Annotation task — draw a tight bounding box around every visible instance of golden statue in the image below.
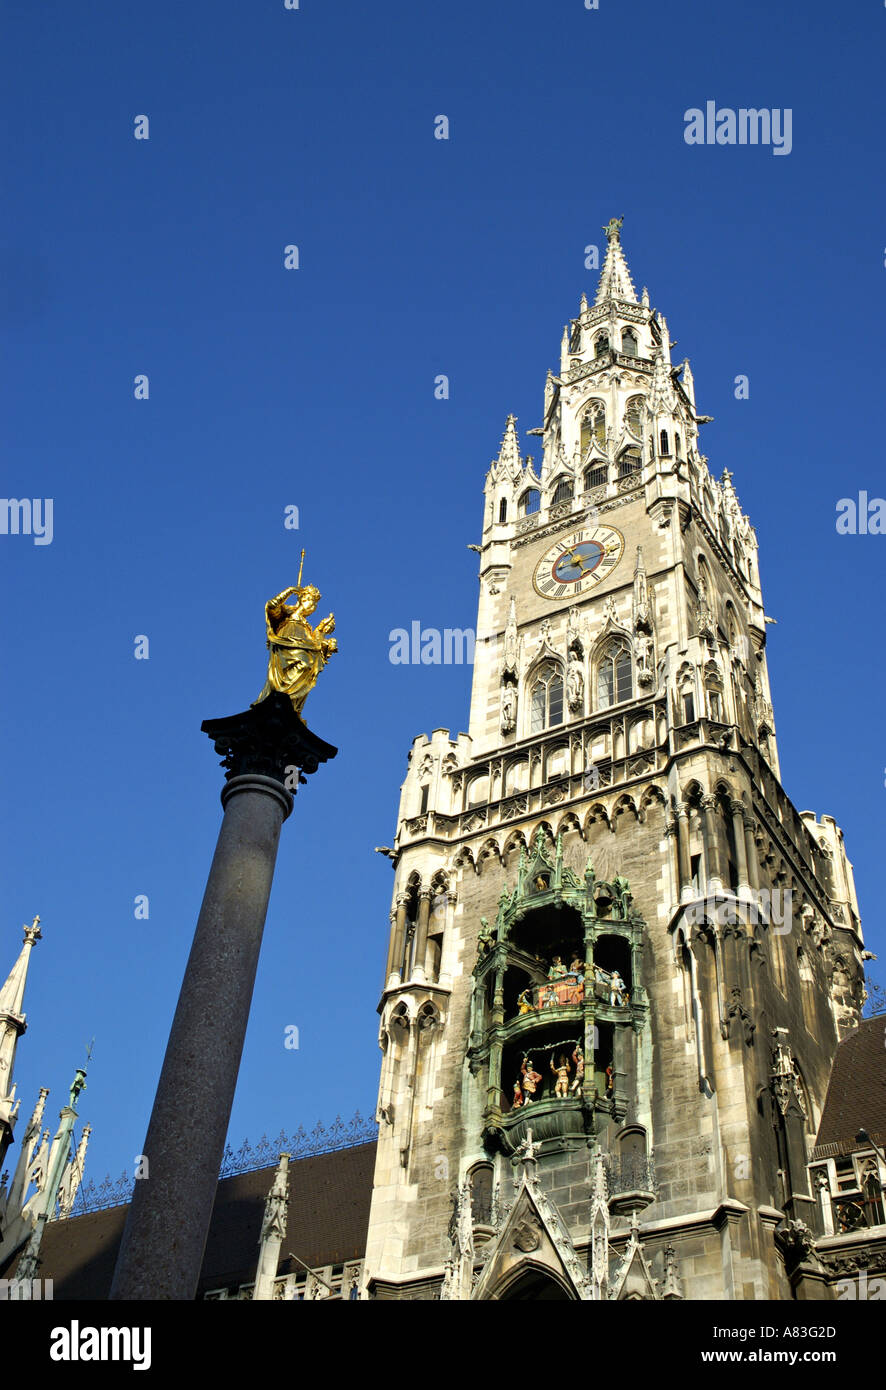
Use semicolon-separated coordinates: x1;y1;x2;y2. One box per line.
252;551;337;718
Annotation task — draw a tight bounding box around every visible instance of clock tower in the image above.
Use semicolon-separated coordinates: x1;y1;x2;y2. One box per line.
363;220;867;1301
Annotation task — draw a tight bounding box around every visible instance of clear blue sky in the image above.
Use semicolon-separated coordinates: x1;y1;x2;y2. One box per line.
1;0;883;1190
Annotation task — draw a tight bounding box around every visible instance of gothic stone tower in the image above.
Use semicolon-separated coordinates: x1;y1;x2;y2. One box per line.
363;220;866;1301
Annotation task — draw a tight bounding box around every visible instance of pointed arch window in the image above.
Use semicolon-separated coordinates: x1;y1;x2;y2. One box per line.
519;489;540;515
594;333;609;359
551;479;573;506
660;429;670;456
498;497;508;524
621;328;638;357
580;400;606;454
530;663;564;732
584;464;607;490
618;448;642;478
626;396;644;438
596;640;633;709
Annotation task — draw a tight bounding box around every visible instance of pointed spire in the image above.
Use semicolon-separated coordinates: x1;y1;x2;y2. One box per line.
680;358;696;409
633;546;652;632
0;918;43;1171
6;1087;49;1218
650;348;674;417
503;597;519;677
58;1123;91;1218
491;414;523;484
595;217;638;306
658;314;672;365
0;916;42;1020
254;1151;290;1299
590;1146;610;1301
661;1242;683;1300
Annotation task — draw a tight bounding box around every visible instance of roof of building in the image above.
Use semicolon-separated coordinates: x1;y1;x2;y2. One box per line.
814;1014;886;1156
13;1140;377;1299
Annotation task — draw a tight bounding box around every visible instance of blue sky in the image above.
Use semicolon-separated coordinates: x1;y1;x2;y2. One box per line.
1;0;884;1192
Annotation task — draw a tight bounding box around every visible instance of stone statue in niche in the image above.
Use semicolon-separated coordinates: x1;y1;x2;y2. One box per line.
501;682;517;733
635;631;654;685
566;655;584;712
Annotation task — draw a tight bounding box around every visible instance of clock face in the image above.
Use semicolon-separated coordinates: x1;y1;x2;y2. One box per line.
532;524;625;599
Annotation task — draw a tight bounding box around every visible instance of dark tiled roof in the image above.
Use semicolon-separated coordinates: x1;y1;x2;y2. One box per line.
815;1015;886;1153
22;1140;376;1299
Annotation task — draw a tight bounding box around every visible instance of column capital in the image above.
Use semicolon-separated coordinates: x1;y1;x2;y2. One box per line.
202;692;337;801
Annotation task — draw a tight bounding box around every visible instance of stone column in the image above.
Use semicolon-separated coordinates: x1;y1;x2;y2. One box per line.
701;795;724;893
743;816;760;891
383;908;399;987
730;799;750;892
391;896;408;982
412;891;432;983
110;693;335;1301
675;807;693;900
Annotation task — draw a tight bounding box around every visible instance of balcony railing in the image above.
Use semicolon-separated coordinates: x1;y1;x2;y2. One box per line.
516;970;630;1016
832;1192;885;1234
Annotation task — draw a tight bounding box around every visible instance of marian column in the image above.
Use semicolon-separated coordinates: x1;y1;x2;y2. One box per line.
111;567;337;1301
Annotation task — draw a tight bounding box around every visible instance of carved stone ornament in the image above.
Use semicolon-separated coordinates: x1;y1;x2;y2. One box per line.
512;1214;542;1253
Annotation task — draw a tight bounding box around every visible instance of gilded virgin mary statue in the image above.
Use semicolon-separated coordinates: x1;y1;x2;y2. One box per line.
252;558;337;718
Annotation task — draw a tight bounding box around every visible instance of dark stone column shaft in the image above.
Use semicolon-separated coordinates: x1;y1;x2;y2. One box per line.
110;775;290;1300
110;692;336;1301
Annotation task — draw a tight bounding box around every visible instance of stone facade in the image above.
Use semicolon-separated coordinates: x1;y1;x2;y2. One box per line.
362;221;868;1301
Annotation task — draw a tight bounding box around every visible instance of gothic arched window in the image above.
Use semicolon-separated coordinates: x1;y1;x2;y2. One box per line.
551;479;573;505
660;429;670;456
618;448;642;478
520;489;540;515
621;328;638;357
498;497;508;524
584;463;607;490
580;400;606;454
596;641;633;709
626;396;644;438
530;664;564;732
468;1163;494;1226
594;333;609;358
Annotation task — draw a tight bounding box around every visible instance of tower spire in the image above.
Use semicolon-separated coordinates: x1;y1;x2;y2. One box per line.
253;1150;290;1300
0;917;42;1172
595;216;638;306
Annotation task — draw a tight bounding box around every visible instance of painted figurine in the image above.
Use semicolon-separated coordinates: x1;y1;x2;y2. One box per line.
570;1044;585;1093
521;1055;543;1103
550;1053;571;1099
517;988;535;1015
